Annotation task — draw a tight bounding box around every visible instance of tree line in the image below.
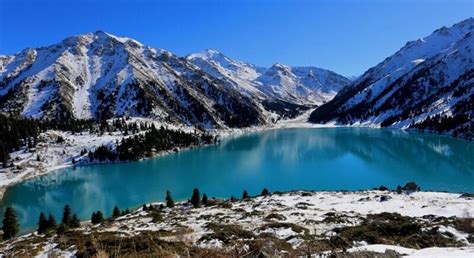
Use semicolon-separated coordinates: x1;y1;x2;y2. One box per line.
0;114;99;166
1;187;271;241
88;124;216;162
0;114;216;168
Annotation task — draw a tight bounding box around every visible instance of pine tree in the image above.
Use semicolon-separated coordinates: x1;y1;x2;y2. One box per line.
70;214;80;228
165;190;175;208
56;223;68;235
261;188;269;196
96;211;104;224
112;206;121;218
2;207;19;240
62;205;72;226
47;213;57;230
121;209;130;216
202;193;208;206
37;212;48;234
1;144;9;168
91;211;104;224
242;190;249;199
91;212;96;223
191;188;201;208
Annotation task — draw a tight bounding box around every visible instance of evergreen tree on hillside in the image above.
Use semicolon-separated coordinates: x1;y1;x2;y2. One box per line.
70;214;80;228
47;214;57;230
191;188;201;208
61;205;72;226
0;143;9;168
261;188;269;196
37;212;48;234
165;190;175;208
56;223;68;235
242;190;249;199
2;207;19;240
121;209;130;216
202;193;208;206
112;206;121;218
96;211;104;222
91;211;104;224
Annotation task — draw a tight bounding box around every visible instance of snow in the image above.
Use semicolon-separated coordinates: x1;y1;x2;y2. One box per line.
274;108;338;129
35;242;76;258
96;190;474;248
0;130;124;197
405;246;474;257
187;49;351;105
7;190;469;257
327;17;473;137
0;117;203;199
348;244;474;257
356;18;472;86
0;29;350;129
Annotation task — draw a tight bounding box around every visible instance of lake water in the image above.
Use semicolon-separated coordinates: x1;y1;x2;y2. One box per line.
1;128;473;233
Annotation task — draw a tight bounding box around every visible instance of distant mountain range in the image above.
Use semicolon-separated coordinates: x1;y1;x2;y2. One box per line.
0;18;472;139
0;32;349;128
309;18;473;140
187;50;350;105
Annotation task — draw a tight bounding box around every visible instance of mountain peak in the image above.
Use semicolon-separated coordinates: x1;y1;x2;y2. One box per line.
88;31;144;47
270;63;292;73
203;48;222;56
309;17;473;140
93;30;108;36
187;48;225;60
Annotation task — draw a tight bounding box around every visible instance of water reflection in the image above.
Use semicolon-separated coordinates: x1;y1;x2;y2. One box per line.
1;128;473;233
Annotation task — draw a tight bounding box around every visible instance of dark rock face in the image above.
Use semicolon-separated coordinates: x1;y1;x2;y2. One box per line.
396;182;421;194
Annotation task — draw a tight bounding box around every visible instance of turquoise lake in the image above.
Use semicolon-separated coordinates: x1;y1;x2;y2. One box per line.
1;128;473;233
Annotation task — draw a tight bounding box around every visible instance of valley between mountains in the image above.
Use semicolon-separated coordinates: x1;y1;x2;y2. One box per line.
1;19;472;139
0;17;472;258
0;18;472;193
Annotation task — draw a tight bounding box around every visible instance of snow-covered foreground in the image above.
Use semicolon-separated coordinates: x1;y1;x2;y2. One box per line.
348;244;474;257
1;190;472;257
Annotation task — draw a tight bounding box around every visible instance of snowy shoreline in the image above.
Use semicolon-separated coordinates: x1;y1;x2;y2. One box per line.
0;109;470;200
0;110;333;199
2;189;473;257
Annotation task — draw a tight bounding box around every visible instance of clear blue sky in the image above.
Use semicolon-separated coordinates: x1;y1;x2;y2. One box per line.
0;0;472;76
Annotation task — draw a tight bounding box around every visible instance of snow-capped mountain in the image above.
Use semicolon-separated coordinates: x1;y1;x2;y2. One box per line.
187;50;351;105
0;31;273;128
309;18;473;139
0;32;350;128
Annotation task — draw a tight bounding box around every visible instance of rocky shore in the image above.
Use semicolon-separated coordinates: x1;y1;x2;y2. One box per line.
1;188;472;257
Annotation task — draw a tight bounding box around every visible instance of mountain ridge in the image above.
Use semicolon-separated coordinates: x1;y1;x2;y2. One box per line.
187;49;351;105
0;31;350;128
309;17;473;140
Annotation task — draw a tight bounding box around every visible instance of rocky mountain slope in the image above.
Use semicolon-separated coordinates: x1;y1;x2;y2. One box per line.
187;49;351;105
309;18;473;140
0;32;350;128
0;32;272;128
